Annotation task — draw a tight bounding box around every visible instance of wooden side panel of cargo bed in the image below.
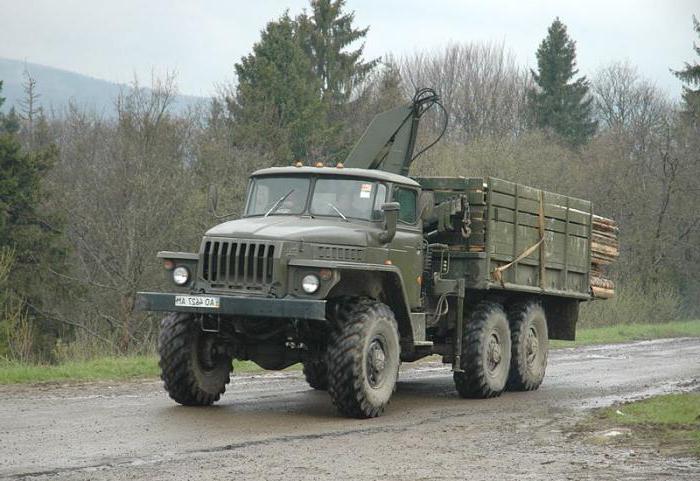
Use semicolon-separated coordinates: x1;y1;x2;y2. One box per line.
485;177;592;297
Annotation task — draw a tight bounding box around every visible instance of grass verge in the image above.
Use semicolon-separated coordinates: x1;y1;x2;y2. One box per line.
0;356;266;385
575;392;700;457
0;320;697;385
551;319;700;348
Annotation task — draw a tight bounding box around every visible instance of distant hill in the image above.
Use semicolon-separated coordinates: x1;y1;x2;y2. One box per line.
0;57;208;116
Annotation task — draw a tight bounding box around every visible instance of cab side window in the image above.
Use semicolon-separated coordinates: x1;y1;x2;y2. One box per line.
394;187;417;224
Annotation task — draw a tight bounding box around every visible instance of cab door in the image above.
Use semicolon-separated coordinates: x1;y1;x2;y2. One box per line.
388;185;424;309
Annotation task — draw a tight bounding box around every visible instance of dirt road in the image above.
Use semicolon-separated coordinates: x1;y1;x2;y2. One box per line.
1;338;699;480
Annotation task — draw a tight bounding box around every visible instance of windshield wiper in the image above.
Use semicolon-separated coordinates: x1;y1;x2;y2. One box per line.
328;203;348;222
265;189;295;217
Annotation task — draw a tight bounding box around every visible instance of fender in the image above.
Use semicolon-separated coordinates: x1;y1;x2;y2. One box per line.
288;259;415;345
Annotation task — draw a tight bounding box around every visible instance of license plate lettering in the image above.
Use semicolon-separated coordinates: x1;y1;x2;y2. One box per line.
174;295;220;308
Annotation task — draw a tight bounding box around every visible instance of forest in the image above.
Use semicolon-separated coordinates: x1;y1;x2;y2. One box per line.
1;1;699;363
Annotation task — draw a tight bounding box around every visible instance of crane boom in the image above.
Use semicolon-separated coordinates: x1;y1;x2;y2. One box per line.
343;88;443;177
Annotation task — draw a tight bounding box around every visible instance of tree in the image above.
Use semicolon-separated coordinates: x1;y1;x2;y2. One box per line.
227;2;378;164
0;80;69;361
55;77;203;352
227;14;325;163
18;69;41;130
297;0;378;106
400;42;531;143
673;15;700;118
0;81;18;135
592;62;669;153
528;18;597;146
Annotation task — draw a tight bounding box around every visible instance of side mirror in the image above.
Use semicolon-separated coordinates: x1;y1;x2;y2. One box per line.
378;202;400;243
207;184;219;215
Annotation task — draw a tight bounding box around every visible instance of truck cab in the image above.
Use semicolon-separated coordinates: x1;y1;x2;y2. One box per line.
201;165;423;307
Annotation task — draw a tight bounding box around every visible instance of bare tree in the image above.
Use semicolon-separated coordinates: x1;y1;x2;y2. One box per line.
53;75;203;351
399;42;531;142
592;61;670;153
17;67;43;146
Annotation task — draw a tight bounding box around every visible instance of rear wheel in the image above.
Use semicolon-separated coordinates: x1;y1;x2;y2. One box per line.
159;312;232;406
507;301;548;391
302;358;328;390
327;298;401;418
454;301;511;398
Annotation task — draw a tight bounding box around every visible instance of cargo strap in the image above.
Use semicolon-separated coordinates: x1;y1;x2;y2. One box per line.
492;191;546;287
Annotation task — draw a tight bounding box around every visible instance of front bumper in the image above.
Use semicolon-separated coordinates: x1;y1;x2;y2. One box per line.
135;292;327;320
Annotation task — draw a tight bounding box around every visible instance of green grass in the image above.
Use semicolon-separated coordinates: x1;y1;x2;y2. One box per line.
0;356;265;385
0;320;697;385
551;319;700;348
604;393;700;426
582;393;700;456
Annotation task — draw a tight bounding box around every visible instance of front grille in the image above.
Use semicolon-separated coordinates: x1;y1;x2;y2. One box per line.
201;239;276;289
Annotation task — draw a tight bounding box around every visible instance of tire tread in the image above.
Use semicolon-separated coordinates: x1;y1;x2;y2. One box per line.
159;312;230;406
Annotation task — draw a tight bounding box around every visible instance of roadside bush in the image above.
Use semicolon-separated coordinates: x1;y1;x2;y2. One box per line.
579;278;683;327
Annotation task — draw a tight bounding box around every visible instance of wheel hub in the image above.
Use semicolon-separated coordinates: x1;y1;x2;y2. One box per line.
526;327;539;366
486;333;502;373
366;339;387;388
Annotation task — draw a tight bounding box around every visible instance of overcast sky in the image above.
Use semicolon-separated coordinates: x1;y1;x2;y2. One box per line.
1;0;698;98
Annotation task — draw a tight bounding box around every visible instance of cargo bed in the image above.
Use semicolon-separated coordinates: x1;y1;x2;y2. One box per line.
415;176;596;300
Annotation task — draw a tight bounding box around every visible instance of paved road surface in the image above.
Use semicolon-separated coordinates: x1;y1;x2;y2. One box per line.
1;338;699;480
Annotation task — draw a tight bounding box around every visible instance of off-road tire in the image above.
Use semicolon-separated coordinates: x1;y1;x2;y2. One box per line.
302;358;328;390
506;301;548;391
327;298;401;418
454;301;511;398
159;312;232;406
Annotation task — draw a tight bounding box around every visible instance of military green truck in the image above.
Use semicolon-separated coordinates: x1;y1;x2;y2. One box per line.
136;89;616;418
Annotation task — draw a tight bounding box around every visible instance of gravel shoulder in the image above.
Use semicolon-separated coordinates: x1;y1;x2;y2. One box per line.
1;338;699;480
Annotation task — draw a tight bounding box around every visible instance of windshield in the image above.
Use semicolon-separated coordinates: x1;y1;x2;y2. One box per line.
310;178;385;220
246;177;310;216
245;176;386;220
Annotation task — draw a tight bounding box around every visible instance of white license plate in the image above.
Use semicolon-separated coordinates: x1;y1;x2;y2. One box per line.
174;295;220;308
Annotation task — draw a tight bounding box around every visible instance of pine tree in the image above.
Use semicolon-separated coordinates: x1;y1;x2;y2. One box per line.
528;18;597;146
0;81;68;360
297;0;378;105
227;1;378;164
0;80;20;135
228;14;326;163
672;15;700;117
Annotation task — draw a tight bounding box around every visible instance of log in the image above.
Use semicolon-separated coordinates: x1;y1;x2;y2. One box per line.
590;276;615;290
591;286;615;299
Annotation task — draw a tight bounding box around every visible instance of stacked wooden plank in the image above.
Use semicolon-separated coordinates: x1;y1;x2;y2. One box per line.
590;215;619;299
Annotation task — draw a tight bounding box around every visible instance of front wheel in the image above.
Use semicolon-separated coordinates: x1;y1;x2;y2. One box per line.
327;298;401;418
159;312;232;406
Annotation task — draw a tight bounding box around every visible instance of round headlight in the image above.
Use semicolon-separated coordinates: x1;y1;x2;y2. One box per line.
301;274;320;293
173;266;190;285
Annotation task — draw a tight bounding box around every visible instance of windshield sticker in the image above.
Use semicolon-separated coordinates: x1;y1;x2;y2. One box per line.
360;183;372;198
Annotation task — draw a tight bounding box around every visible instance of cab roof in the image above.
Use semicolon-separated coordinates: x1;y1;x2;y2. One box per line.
250;166;420;188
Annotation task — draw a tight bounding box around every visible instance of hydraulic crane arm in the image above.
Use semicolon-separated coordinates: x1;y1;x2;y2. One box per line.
343;88;445;177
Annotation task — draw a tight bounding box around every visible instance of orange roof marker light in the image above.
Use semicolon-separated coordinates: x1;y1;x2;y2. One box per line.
384;260;393;265
294;161;303;168
336;162;344;169
315;162;324;168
